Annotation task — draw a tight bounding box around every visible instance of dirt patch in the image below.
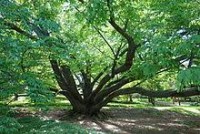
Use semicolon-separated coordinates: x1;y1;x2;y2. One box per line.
40;107;200;134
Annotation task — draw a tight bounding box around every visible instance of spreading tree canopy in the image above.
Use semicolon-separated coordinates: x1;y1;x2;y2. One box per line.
0;0;200;115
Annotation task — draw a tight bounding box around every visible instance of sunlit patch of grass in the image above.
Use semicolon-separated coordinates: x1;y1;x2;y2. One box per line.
106;101;152;109
168;107;200;117
180;107;200;115
154;106;200;117
7;96;72;112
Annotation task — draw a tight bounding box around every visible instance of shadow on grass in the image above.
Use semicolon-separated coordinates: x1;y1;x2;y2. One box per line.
70;107;200;134
47;107;200;134
98;107;200;134
17;116;97;134
0;115;98;134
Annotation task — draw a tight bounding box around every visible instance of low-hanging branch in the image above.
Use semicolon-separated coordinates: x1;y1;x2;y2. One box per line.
96;86;200;108
118;86;200;98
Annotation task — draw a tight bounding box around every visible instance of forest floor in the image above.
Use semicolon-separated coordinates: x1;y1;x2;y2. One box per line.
34;102;200;134
6;99;200;134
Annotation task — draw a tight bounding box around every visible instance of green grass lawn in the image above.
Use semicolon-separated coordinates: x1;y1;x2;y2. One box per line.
0;96;199;134
0;115;98;134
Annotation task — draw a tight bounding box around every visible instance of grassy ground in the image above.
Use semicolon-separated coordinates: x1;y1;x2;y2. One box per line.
0;115;97;134
0;96;200;134
0;96;98;134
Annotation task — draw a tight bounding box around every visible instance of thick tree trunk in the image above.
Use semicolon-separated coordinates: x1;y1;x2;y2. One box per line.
69;101;101;116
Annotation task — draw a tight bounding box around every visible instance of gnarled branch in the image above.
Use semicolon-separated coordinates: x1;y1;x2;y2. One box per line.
96;86;200;109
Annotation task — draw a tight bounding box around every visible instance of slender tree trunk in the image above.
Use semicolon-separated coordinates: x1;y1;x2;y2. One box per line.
148;97;155;106
129;95;133;102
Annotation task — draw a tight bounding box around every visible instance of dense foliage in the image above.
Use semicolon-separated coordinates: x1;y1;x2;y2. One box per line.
0;0;200;115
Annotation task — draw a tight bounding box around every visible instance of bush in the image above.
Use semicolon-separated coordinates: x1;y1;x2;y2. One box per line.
0;116;21;134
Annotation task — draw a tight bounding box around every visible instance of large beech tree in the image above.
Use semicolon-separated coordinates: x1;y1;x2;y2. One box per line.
0;0;200;115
